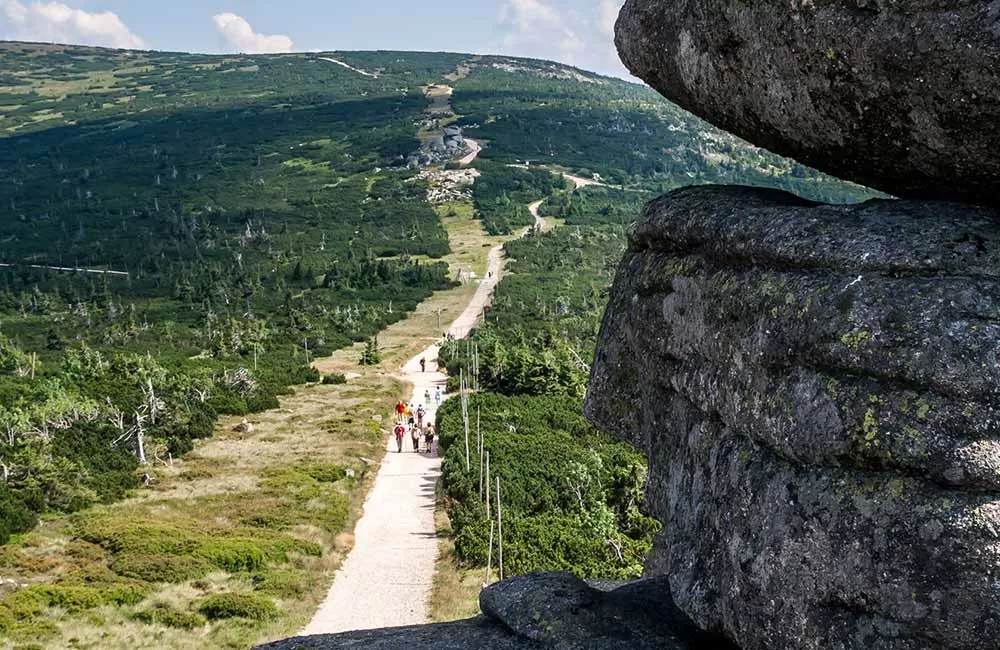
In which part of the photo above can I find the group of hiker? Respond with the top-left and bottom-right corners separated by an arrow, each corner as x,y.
392,386 -> 443,454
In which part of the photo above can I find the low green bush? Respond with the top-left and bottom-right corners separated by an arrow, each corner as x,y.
0,605 -> 14,632
133,603 -> 206,629
196,539 -> 268,573
252,569 -> 311,598
0,587 -> 45,622
322,373 -> 347,385
77,512 -> 323,578
247,393 -> 280,413
302,464 -> 347,483
42,585 -> 105,612
438,393 -> 657,580
0,485 -> 42,545
198,592 -> 278,621
97,583 -> 148,606
74,516 -> 201,556
111,554 -> 213,583
207,391 -> 248,416
0,585 -> 113,616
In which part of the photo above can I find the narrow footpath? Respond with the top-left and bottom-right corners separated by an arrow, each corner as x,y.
318,56 -> 378,78
528,200 -> 550,232
301,243 -> 505,635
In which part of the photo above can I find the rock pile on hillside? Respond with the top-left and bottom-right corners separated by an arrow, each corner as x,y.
615,0 -> 1000,207
407,126 -> 475,167
407,167 -> 480,204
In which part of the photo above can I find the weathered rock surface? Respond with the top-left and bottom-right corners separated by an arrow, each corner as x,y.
586,185 -> 1000,650
615,0 -> 1000,207
256,572 -> 735,650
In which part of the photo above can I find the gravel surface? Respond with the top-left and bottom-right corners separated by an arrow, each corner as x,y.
300,242 -> 505,635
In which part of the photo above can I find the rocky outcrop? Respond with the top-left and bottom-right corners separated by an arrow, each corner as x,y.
256,573 -> 735,650
615,0 -> 1000,207
586,184 -> 1000,650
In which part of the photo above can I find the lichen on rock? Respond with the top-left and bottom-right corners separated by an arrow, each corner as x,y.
615,0 -> 1000,207
586,184 -> 1000,650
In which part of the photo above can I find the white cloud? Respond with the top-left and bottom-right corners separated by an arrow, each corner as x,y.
598,0 -> 624,39
0,0 -> 145,49
497,0 -> 631,78
212,12 -> 293,54
499,0 -> 583,64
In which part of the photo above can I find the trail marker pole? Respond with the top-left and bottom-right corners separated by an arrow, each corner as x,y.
478,406 -> 484,499
485,519 -> 495,587
497,476 -> 504,581
462,371 -> 471,472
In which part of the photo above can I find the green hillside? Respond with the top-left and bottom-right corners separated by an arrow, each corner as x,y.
0,41 -> 877,647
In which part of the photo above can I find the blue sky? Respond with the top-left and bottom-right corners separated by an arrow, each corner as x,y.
0,0 -> 631,77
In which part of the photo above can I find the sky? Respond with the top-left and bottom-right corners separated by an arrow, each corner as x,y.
0,0 -> 632,78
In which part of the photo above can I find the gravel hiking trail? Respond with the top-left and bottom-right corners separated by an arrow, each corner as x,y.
301,242 -> 505,635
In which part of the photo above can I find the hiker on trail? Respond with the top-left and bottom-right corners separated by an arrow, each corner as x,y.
411,424 -> 421,452
417,404 -> 426,428
434,387 -> 442,405
424,423 -> 436,455
420,357 -> 426,372
424,389 -> 431,403
407,404 -> 416,428
393,423 -> 406,453
395,400 -> 406,424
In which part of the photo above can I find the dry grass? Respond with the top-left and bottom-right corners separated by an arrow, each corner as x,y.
0,190 -> 510,650
0,370 -> 398,650
428,489 -> 490,623
436,201 -> 507,278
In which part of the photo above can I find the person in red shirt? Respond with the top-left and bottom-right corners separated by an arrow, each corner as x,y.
393,423 -> 406,453
394,400 -> 406,424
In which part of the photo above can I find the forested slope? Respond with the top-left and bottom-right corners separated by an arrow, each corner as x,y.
436,220 -> 655,580
0,45 -> 466,545
0,41 -> 877,644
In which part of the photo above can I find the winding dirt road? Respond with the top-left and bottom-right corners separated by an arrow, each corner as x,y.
458,138 -> 482,166
528,199 -> 551,233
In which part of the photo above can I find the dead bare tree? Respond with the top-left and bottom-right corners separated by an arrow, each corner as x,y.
133,409 -> 148,465
143,378 -> 164,425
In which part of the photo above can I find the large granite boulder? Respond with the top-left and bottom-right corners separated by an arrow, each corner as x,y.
586,185 -> 1000,650
615,0 -> 1000,207
256,573 -> 735,650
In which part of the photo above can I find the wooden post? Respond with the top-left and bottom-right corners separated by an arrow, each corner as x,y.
484,519 -> 495,587
463,372 -> 471,472
473,342 -> 480,392
478,406 -> 484,499
485,452 -> 491,520
496,476 -> 504,581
